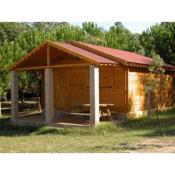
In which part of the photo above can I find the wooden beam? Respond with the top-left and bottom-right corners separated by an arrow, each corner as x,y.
14,63 -> 91,71
49,63 -> 91,68
47,44 -> 50,65
127,63 -> 148,68
99,63 -> 118,67
11,41 -> 116,71
15,66 -> 47,71
10,41 -> 47,71
47,41 -> 98,64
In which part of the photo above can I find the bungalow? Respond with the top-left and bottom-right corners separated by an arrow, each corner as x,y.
10,40 -> 175,126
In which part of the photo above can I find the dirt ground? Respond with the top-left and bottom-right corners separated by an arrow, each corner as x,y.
125,138 -> 175,153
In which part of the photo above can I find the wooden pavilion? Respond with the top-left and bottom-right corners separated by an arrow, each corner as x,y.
10,40 -> 175,126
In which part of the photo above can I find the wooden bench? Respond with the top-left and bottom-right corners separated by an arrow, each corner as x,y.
74,103 -> 114,121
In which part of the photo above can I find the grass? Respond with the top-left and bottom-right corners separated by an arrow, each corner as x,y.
0,109 -> 175,152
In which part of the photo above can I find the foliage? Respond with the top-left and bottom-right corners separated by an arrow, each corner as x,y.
32,22 -> 69,31
0,70 -> 9,98
82,22 -> 106,45
82,22 -> 104,37
0,41 -> 26,103
149,54 -> 165,74
146,53 -> 166,120
105,22 -> 145,54
0,22 -> 30,46
139,22 -> 175,64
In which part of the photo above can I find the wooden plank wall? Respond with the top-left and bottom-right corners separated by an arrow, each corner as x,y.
99,66 -> 127,112
53,65 -> 128,112
128,67 -> 174,112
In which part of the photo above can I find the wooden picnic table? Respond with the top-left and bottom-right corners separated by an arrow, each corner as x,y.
79,103 -> 114,120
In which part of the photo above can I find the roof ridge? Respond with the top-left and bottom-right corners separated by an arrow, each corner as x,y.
47,41 -> 115,64
69,41 -> 127,65
69,40 -> 153,61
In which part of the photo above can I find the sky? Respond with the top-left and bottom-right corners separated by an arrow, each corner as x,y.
71,22 -> 158,34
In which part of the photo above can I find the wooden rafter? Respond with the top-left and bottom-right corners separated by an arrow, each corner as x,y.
99,63 -> 118,67
10,41 -> 102,71
14,63 -> 91,71
9,41 -> 48,71
49,63 -> 90,68
15,66 -> 47,71
47,44 -> 50,65
47,41 -> 98,64
127,63 -> 148,68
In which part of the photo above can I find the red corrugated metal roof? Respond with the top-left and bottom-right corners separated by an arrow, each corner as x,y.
10,40 -> 175,71
10,41 -> 117,70
53,42 -> 116,64
71,41 -> 152,64
70,41 -> 175,70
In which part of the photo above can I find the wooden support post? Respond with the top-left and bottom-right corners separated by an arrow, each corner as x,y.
45,68 -> 54,124
47,44 -> 50,65
11,71 -> 19,120
89,65 -> 100,126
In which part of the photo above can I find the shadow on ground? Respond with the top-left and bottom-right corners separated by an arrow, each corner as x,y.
0,116 -> 94,137
0,108 -> 175,138
0,117 -> 40,136
120,110 -> 175,137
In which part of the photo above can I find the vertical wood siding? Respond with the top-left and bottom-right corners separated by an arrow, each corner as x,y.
53,65 -> 128,112
128,67 -> 174,112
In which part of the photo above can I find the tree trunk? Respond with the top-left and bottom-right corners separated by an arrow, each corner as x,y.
4,92 -> 7,102
36,91 -> 42,112
156,85 -> 161,122
147,87 -> 152,119
156,99 -> 159,122
37,97 -> 42,113
0,96 -> 2,117
21,91 -> 25,104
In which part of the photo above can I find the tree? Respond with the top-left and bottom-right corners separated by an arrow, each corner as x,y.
29,71 -> 42,112
0,41 -> 24,117
0,50 -> 10,117
0,70 -> 10,117
146,53 -> 165,121
82,22 -> 106,45
105,22 -> 145,54
0,22 -> 30,46
32,22 -> 69,31
139,22 -> 175,65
